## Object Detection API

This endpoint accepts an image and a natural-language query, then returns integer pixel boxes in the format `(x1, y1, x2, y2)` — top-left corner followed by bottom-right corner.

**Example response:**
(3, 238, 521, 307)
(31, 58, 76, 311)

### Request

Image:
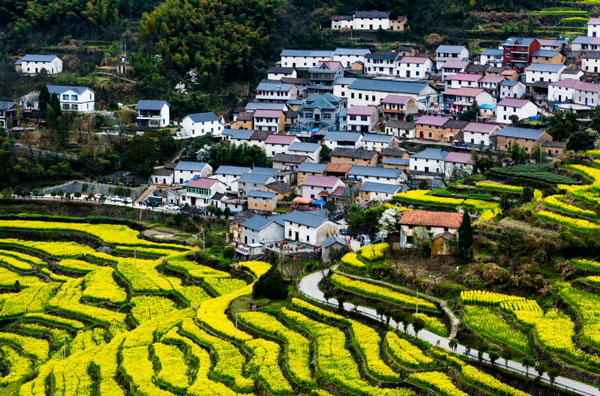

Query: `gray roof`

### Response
(573, 36, 595, 44)
(332, 148, 377, 159)
(348, 166, 402, 178)
(230, 130, 254, 140)
(480, 49, 503, 56)
(502, 37, 536, 46)
(297, 162, 327, 173)
(15, 54, 59, 64)
(174, 161, 210, 172)
(0, 100, 16, 111)
(284, 210, 329, 228)
(324, 131, 362, 142)
(362, 133, 395, 143)
(237, 173, 274, 184)
(266, 181, 293, 194)
(525, 63, 565, 73)
(267, 66, 295, 74)
(273, 153, 308, 164)
(365, 51, 398, 60)
(532, 49, 559, 58)
(242, 215, 279, 231)
(288, 142, 321, 152)
(436, 45, 467, 54)
(348, 78, 430, 95)
(355, 11, 390, 19)
(185, 112, 218, 122)
(333, 48, 371, 56)
(248, 190, 277, 199)
(500, 80, 521, 87)
(497, 126, 545, 140)
(323, 236, 349, 248)
(245, 102, 287, 111)
(256, 81, 293, 92)
(215, 165, 251, 176)
(382, 158, 409, 166)
(387, 120, 415, 129)
(251, 167, 278, 176)
(280, 50, 334, 57)
(135, 100, 170, 110)
(410, 148, 448, 161)
(333, 77, 357, 85)
(47, 85, 94, 95)
(359, 182, 401, 194)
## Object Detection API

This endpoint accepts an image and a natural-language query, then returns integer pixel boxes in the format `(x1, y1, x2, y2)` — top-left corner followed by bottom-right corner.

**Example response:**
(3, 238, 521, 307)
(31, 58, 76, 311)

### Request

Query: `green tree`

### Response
(499, 229, 527, 276)
(412, 317, 425, 337)
(252, 267, 288, 300)
(522, 186, 534, 203)
(38, 85, 50, 115)
(567, 130, 596, 152)
(458, 213, 473, 258)
(320, 144, 331, 162)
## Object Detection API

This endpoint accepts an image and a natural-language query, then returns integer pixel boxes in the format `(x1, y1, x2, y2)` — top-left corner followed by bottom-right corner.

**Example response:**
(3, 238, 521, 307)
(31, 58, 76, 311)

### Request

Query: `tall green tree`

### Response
(458, 213, 473, 258)
(38, 85, 50, 115)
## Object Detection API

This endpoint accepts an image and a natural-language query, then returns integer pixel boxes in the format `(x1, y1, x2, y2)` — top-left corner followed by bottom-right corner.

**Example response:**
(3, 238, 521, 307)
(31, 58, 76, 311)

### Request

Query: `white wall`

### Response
(496, 102, 538, 124)
(181, 118, 223, 137)
(21, 58, 63, 75)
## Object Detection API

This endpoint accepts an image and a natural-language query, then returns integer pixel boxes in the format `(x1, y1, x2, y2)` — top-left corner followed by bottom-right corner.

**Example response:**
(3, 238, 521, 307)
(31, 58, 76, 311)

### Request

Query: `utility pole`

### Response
(416, 289, 419, 319)
(134, 247, 137, 284)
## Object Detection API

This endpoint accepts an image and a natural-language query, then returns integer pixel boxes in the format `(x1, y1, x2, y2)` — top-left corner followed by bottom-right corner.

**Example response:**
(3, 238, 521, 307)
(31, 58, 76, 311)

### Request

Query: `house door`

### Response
(586, 98, 589, 106)
(295, 232, 299, 241)
(425, 167, 429, 173)
(369, 24, 373, 29)
(420, 131, 424, 139)
(244, 236, 247, 244)
(361, 125, 368, 133)
(191, 197, 196, 206)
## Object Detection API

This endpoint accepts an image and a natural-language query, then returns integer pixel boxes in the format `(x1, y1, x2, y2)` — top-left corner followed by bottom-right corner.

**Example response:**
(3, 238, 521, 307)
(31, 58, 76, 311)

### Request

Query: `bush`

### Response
(223, 246, 235, 259)
(252, 267, 288, 300)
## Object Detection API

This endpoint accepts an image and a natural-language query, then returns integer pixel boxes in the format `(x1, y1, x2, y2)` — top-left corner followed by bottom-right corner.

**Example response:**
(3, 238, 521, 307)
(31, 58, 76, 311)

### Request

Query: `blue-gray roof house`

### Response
(410, 147, 449, 161)
(323, 131, 363, 149)
(283, 210, 340, 246)
(248, 190, 277, 199)
(135, 100, 170, 128)
(348, 166, 404, 184)
(15, 55, 62, 76)
(173, 161, 213, 184)
(47, 85, 95, 113)
(240, 214, 287, 250)
(496, 126, 547, 140)
(215, 166, 252, 176)
(297, 162, 327, 174)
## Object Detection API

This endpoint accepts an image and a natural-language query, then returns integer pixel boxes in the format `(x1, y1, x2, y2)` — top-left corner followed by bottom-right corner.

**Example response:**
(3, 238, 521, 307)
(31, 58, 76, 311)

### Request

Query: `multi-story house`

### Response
(287, 142, 321, 162)
(255, 80, 298, 103)
(361, 134, 399, 152)
(385, 120, 415, 138)
(582, 52, 600, 74)
(435, 45, 469, 69)
(323, 131, 363, 150)
(284, 210, 340, 246)
(589, 17, 600, 37)
(308, 61, 344, 94)
(215, 165, 251, 193)
(353, 11, 391, 30)
(359, 182, 401, 202)
(499, 80, 526, 99)
(440, 60, 470, 81)
(478, 49, 503, 67)
(409, 148, 448, 176)
(173, 161, 213, 185)
(253, 109, 285, 132)
(347, 106, 378, 132)
(347, 79, 438, 108)
(332, 48, 371, 68)
(237, 173, 276, 197)
(496, 98, 539, 123)
(380, 95, 419, 121)
(297, 162, 326, 185)
(0, 101, 18, 129)
(267, 66, 297, 81)
(445, 73, 483, 89)
(348, 165, 405, 185)
(264, 134, 300, 157)
(442, 87, 496, 113)
(300, 175, 345, 201)
(47, 85, 95, 113)
(280, 50, 334, 69)
(414, 115, 451, 141)
(524, 63, 566, 84)
(365, 52, 399, 76)
(330, 148, 378, 167)
(495, 126, 552, 153)
(15, 54, 62, 75)
(135, 100, 170, 128)
(179, 178, 226, 208)
(248, 190, 278, 212)
(295, 93, 345, 133)
(531, 50, 565, 64)
(395, 56, 433, 79)
(181, 112, 222, 138)
(461, 122, 501, 148)
(501, 37, 540, 72)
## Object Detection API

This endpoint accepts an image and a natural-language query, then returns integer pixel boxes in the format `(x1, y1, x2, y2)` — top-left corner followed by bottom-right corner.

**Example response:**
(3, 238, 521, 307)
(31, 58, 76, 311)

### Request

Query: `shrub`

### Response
(252, 267, 288, 300)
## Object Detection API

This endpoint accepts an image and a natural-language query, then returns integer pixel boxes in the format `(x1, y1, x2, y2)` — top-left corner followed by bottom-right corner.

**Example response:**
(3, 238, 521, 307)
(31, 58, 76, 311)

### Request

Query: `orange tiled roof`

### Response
(398, 210, 463, 229)
(325, 163, 353, 173)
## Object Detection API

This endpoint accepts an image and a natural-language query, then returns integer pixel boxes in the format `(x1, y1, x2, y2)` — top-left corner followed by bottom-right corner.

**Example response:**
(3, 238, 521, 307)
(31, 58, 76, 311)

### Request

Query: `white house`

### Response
(229, 129, 254, 146)
(573, 81, 600, 107)
(332, 48, 370, 68)
(284, 210, 340, 246)
(347, 78, 438, 108)
(280, 50, 334, 69)
(173, 161, 213, 185)
(583, 52, 600, 74)
(442, 88, 496, 111)
(440, 60, 470, 81)
(47, 85, 95, 113)
(256, 81, 298, 103)
(180, 178, 226, 208)
(380, 95, 419, 122)
(15, 55, 62, 75)
(395, 56, 433, 80)
(398, 210, 463, 249)
(409, 148, 448, 175)
(445, 73, 482, 89)
(240, 215, 285, 251)
(496, 98, 539, 124)
(215, 165, 251, 193)
(330, 16, 354, 31)
(462, 122, 500, 148)
(0, 101, 18, 130)
(478, 75, 504, 91)
(588, 17, 600, 37)
(347, 165, 405, 185)
(264, 134, 300, 157)
(267, 66, 297, 81)
(332, 77, 357, 100)
(300, 175, 345, 201)
(524, 63, 566, 84)
(347, 106, 378, 133)
(253, 109, 283, 132)
(499, 80, 526, 99)
(435, 45, 469, 69)
(385, 120, 415, 138)
(323, 131, 362, 150)
(287, 142, 321, 162)
(443, 152, 474, 177)
(353, 11, 391, 30)
(135, 100, 170, 128)
(237, 172, 276, 197)
(478, 49, 503, 67)
(364, 52, 398, 77)
(181, 112, 222, 138)
(548, 79, 578, 102)
(359, 182, 401, 202)
(361, 134, 398, 152)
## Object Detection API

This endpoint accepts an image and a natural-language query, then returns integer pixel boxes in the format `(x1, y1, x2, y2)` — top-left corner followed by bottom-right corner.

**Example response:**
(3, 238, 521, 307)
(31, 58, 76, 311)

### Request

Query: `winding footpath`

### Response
(298, 269, 600, 396)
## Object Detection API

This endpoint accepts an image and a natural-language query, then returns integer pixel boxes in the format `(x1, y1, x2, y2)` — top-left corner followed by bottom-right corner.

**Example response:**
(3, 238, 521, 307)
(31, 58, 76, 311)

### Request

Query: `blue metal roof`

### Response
(497, 126, 545, 140)
(185, 112, 219, 123)
(333, 48, 370, 56)
(348, 166, 402, 178)
(16, 54, 59, 64)
(215, 165, 251, 176)
(280, 50, 334, 57)
(532, 49, 559, 58)
(410, 148, 448, 161)
(573, 36, 594, 44)
(297, 162, 327, 173)
(245, 102, 287, 111)
(362, 133, 394, 143)
(242, 215, 278, 231)
(256, 81, 293, 92)
(323, 236, 348, 248)
(348, 78, 429, 94)
(359, 182, 401, 194)
(500, 80, 520, 87)
(502, 37, 536, 46)
(47, 85, 94, 95)
(333, 77, 357, 85)
(174, 161, 210, 172)
(288, 142, 321, 152)
(324, 131, 362, 142)
(230, 130, 254, 140)
(480, 49, 503, 56)
(251, 167, 278, 176)
(284, 210, 329, 228)
(135, 100, 170, 110)
(248, 190, 277, 199)
(436, 45, 467, 53)
(382, 158, 409, 166)
(237, 173, 274, 184)
(526, 63, 565, 73)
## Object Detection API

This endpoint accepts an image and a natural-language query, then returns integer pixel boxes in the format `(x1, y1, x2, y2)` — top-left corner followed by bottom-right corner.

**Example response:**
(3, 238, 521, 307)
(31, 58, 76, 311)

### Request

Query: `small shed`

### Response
(321, 236, 349, 263)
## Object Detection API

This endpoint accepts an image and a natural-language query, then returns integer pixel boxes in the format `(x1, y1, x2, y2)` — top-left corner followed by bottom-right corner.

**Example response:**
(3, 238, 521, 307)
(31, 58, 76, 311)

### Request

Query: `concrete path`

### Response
(298, 269, 600, 396)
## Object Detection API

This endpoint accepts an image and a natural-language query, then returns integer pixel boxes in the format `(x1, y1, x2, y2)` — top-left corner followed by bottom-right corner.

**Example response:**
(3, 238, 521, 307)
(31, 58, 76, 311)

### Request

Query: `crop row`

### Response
(394, 190, 499, 212)
(408, 371, 468, 396)
(385, 332, 435, 369)
(542, 195, 597, 219)
(245, 338, 294, 395)
(475, 183, 523, 194)
(535, 210, 600, 232)
(554, 282, 600, 349)
(357, 243, 388, 262)
(462, 306, 531, 353)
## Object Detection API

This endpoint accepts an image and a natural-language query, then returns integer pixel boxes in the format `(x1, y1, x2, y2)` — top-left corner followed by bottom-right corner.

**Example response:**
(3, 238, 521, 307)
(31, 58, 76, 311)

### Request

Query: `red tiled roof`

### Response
(444, 152, 474, 165)
(446, 73, 482, 82)
(325, 163, 353, 173)
(381, 95, 412, 104)
(302, 175, 342, 188)
(464, 122, 498, 133)
(398, 210, 463, 228)
(498, 98, 531, 108)
(265, 134, 297, 144)
(186, 178, 217, 189)
(254, 109, 283, 118)
(347, 105, 377, 116)
(399, 56, 430, 64)
(443, 87, 484, 97)
(316, 61, 343, 70)
(441, 60, 469, 69)
(415, 115, 450, 126)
